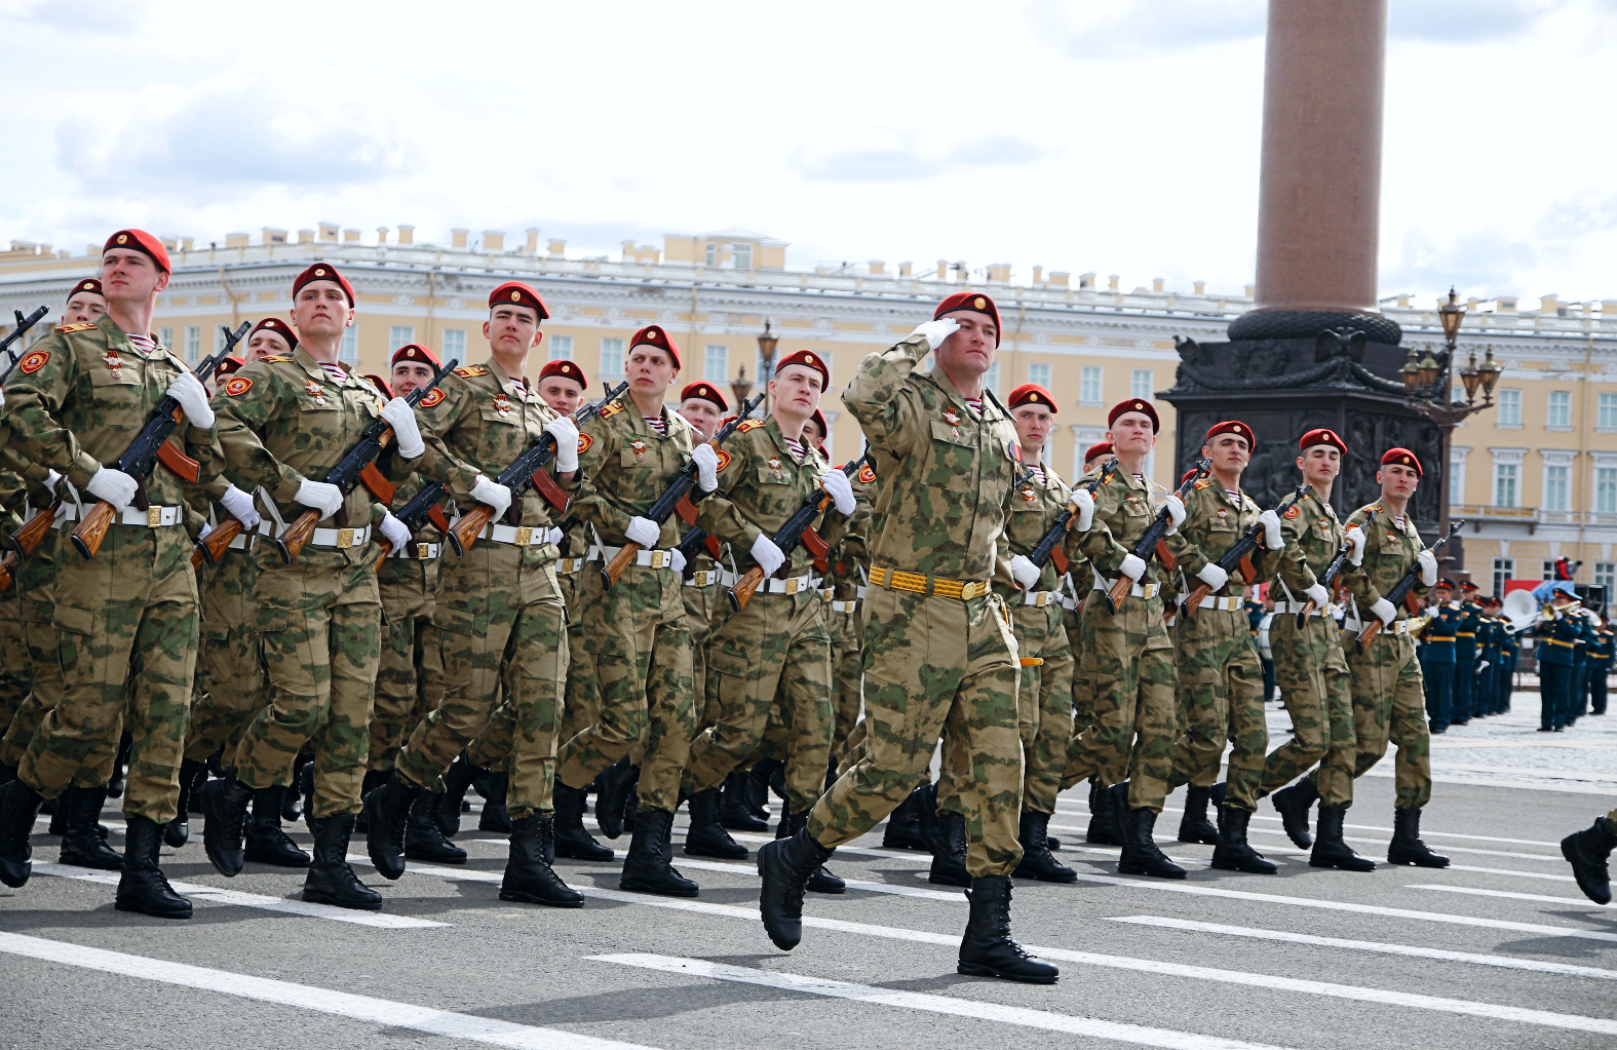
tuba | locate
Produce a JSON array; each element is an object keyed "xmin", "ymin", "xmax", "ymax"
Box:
[{"xmin": 1501, "ymin": 589, "xmax": 1548, "ymax": 634}]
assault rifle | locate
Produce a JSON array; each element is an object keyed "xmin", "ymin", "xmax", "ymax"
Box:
[
  {"xmin": 1106, "ymin": 457, "xmax": 1210, "ymax": 609},
  {"xmin": 1295, "ymin": 507, "xmax": 1379, "ymax": 628},
  {"xmin": 372, "ymin": 480, "xmax": 454, "ymax": 567},
  {"xmin": 275, "ymin": 356, "xmax": 455, "ymax": 564},
  {"xmin": 727, "ymin": 452, "xmax": 871, "ymax": 612},
  {"xmin": 1182, "ymin": 482, "xmax": 1308, "ymax": 618},
  {"xmin": 1355, "ymin": 519, "xmax": 1464, "ymax": 651},
  {"xmin": 1026, "ymin": 457, "xmax": 1117, "ymax": 576},
  {"xmin": 70, "ymin": 321, "xmax": 251, "ymax": 560},
  {"xmin": 0, "ymin": 306, "xmax": 50, "ymax": 377}
]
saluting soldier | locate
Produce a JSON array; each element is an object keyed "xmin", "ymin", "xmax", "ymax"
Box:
[
  {"xmin": 0, "ymin": 230, "xmax": 217, "ymax": 918},
  {"xmin": 759, "ymin": 292, "xmax": 1058, "ymax": 984},
  {"xmin": 200, "ymin": 262, "xmax": 424, "ymax": 910}
]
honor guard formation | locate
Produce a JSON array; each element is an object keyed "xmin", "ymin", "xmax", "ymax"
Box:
[{"xmin": 5, "ymin": 230, "xmax": 1617, "ymax": 986}]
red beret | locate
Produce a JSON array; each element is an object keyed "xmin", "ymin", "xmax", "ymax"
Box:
[
  {"xmin": 1381, "ymin": 447, "xmax": 1422, "ymax": 476},
  {"xmin": 103, "ymin": 229, "xmax": 170, "ymax": 274},
  {"xmin": 1084, "ymin": 441, "xmax": 1114, "ymax": 465},
  {"xmin": 1204, "ymin": 420, "xmax": 1255, "ymax": 446},
  {"xmin": 1108, "ymin": 398, "xmax": 1160, "ymax": 433},
  {"xmin": 933, "ymin": 292, "xmax": 1001, "ymax": 347},
  {"xmin": 67, "ymin": 277, "xmax": 104, "ymax": 302},
  {"xmin": 1007, "ymin": 383, "xmax": 1058, "ymax": 413},
  {"xmin": 489, "ymin": 281, "xmax": 548, "ymax": 320},
  {"xmin": 774, "ymin": 348, "xmax": 829, "ymax": 389},
  {"xmin": 292, "ymin": 263, "xmax": 354, "ymax": 307},
  {"xmin": 538, "ymin": 358, "xmax": 588, "ymax": 391},
  {"xmin": 680, "ymin": 381, "xmax": 728, "ymax": 412},
  {"xmin": 1180, "ymin": 468, "xmax": 1199, "ymax": 485},
  {"xmin": 630, "ymin": 325, "xmax": 680, "ymax": 369},
  {"xmin": 1298, "ymin": 428, "xmax": 1346, "ymax": 455},
  {"xmin": 805, "ymin": 408, "xmax": 829, "ymax": 439},
  {"xmin": 390, "ymin": 343, "xmax": 439, "ymax": 368},
  {"xmin": 213, "ymin": 356, "xmax": 245, "ymax": 378},
  {"xmin": 250, "ymin": 317, "xmax": 298, "ymax": 352},
  {"xmin": 362, "ymin": 374, "xmax": 392, "ymax": 398}
]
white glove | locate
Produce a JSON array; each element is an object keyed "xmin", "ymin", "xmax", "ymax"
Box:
[
  {"xmin": 1072, "ymin": 488, "xmax": 1095, "ymax": 532},
  {"xmin": 1196, "ymin": 562, "xmax": 1229, "ymax": 591},
  {"xmin": 909, "ymin": 317, "xmax": 960, "ymax": 351},
  {"xmin": 166, "ymin": 372, "xmax": 215, "ymax": 429},
  {"xmin": 691, "ymin": 443, "xmax": 720, "ymax": 493},
  {"xmin": 669, "ymin": 549, "xmax": 687, "ymax": 573},
  {"xmin": 1303, "ymin": 583, "xmax": 1331, "ymax": 608},
  {"xmin": 1120, "ymin": 553, "xmax": 1147, "ymax": 582},
  {"xmin": 1476, "ymin": 660, "xmax": 1490, "ymax": 673},
  {"xmin": 198, "ymin": 522, "xmax": 214, "ymax": 542},
  {"xmin": 1346, "ymin": 527, "xmax": 1367, "ymax": 566},
  {"xmin": 1371, "ymin": 598, "xmax": 1397, "ymax": 626},
  {"xmin": 1259, "ymin": 510, "xmax": 1284, "ymax": 551},
  {"xmin": 545, "ymin": 417, "xmax": 580, "ymax": 472},
  {"xmin": 1009, "ymin": 554, "xmax": 1041, "ymax": 590},
  {"xmin": 1416, "ymin": 549, "xmax": 1438, "ymax": 587},
  {"xmin": 381, "ymin": 397, "xmax": 424, "ymax": 459},
  {"xmin": 751, "ymin": 533, "xmax": 785, "ymax": 576},
  {"xmin": 219, "ymin": 484, "xmax": 260, "ymax": 529},
  {"xmin": 379, "ymin": 512, "xmax": 411, "ymax": 551},
  {"xmin": 470, "ymin": 474, "xmax": 513, "ymax": 520},
  {"xmin": 294, "ymin": 478, "xmax": 344, "ymax": 519},
  {"xmin": 546, "ymin": 526, "xmax": 563, "ymax": 545},
  {"xmin": 820, "ymin": 468, "xmax": 856, "ymax": 516},
  {"xmin": 87, "ymin": 466, "xmax": 139, "ymax": 511},
  {"xmin": 43, "ymin": 470, "xmax": 60, "ymax": 495},
  {"xmin": 1164, "ymin": 494, "xmax": 1186, "ymax": 529},
  {"xmin": 625, "ymin": 515, "xmax": 661, "ymax": 548}
]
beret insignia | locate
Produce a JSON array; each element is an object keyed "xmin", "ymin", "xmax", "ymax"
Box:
[
  {"xmin": 1284, "ymin": 505, "xmax": 1299, "ymax": 519},
  {"xmin": 224, "ymin": 376, "xmax": 253, "ymax": 397},
  {"xmin": 973, "ymin": 296, "xmax": 986, "ymax": 309},
  {"xmin": 419, "ymin": 388, "xmax": 446, "ymax": 408},
  {"xmin": 116, "ymin": 233, "xmax": 128, "ymax": 244},
  {"xmin": 714, "ymin": 449, "xmax": 733, "ymax": 472},
  {"xmin": 577, "ymin": 433, "xmax": 593, "ymax": 454},
  {"xmin": 511, "ymin": 289, "xmax": 521, "ymax": 301},
  {"xmin": 54, "ymin": 322, "xmax": 96, "ymax": 334},
  {"xmin": 736, "ymin": 419, "xmax": 764, "ymax": 432},
  {"xmin": 857, "ymin": 464, "xmax": 876, "ymax": 484},
  {"xmin": 18, "ymin": 350, "xmax": 49, "ymax": 373}
]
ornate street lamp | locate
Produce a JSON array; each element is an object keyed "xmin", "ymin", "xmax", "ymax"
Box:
[
  {"xmin": 756, "ymin": 319, "xmax": 779, "ymax": 417},
  {"xmin": 729, "ymin": 366, "xmax": 753, "ymax": 417}
]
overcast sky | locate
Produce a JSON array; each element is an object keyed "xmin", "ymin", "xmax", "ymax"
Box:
[{"xmin": 1, "ymin": 0, "xmax": 1613, "ymax": 308}]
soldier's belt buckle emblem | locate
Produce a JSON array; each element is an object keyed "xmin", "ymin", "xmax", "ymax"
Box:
[
  {"xmin": 785, "ymin": 577, "xmax": 800, "ymax": 594},
  {"xmin": 515, "ymin": 526, "xmax": 532, "ymax": 546},
  {"xmin": 146, "ymin": 507, "xmax": 162, "ymax": 528},
  {"xmin": 649, "ymin": 550, "xmax": 667, "ymax": 568},
  {"xmin": 417, "ymin": 542, "xmax": 430, "ymax": 559},
  {"xmin": 337, "ymin": 527, "xmax": 355, "ymax": 548}
]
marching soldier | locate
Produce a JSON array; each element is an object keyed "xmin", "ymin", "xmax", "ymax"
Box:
[
  {"xmin": 1535, "ymin": 587, "xmax": 1579, "ymax": 732},
  {"xmin": 1562, "ymin": 803, "xmax": 1617, "ymax": 904},
  {"xmin": 1452, "ymin": 580, "xmax": 1482, "ymax": 725},
  {"xmin": 1421, "ymin": 579, "xmax": 1457, "ymax": 733},
  {"xmin": 0, "ymin": 230, "xmax": 216, "ymax": 917},
  {"xmin": 1062, "ymin": 440, "xmax": 1111, "ymax": 844},
  {"xmin": 758, "ymin": 292, "xmax": 1058, "ymax": 984}
]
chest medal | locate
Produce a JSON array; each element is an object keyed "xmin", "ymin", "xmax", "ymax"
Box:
[
  {"xmin": 103, "ymin": 350, "xmax": 121, "ymax": 373},
  {"xmin": 631, "ymin": 438, "xmax": 648, "ymax": 462},
  {"xmin": 494, "ymin": 393, "xmax": 511, "ymax": 416},
  {"xmin": 305, "ymin": 380, "xmax": 327, "ymax": 405}
]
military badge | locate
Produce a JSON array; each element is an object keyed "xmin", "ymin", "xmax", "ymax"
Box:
[
  {"xmin": 631, "ymin": 438, "xmax": 648, "ymax": 461},
  {"xmin": 943, "ymin": 407, "xmax": 961, "ymax": 427},
  {"xmin": 420, "ymin": 388, "xmax": 446, "ymax": 408},
  {"xmin": 1021, "ymin": 487, "xmax": 1036, "ymax": 503},
  {"xmin": 1008, "ymin": 440, "xmax": 1022, "ymax": 462},
  {"xmin": 577, "ymin": 433, "xmax": 593, "ymax": 454},
  {"xmin": 857, "ymin": 463, "xmax": 876, "ymax": 484},
  {"xmin": 18, "ymin": 350, "xmax": 48, "ymax": 374},
  {"xmin": 1284, "ymin": 505, "xmax": 1300, "ymax": 519},
  {"xmin": 224, "ymin": 376, "xmax": 252, "ymax": 397},
  {"xmin": 306, "ymin": 380, "xmax": 326, "ymax": 399},
  {"xmin": 767, "ymin": 456, "xmax": 782, "ymax": 471},
  {"xmin": 714, "ymin": 449, "xmax": 732, "ymax": 472},
  {"xmin": 103, "ymin": 350, "xmax": 121, "ymax": 372},
  {"xmin": 494, "ymin": 393, "xmax": 511, "ymax": 416}
]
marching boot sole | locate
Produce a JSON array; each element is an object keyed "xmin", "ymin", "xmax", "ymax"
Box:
[
  {"xmin": 1210, "ymin": 855, "xmax": 1278, "ymax": 874},
  {"xmin": 806, "ymin": 870, "xmax": 846, "ymax": 894},
  {"xmin": 242, "ymin": 849, "xmax": 312, "ymax": 868},
  {"xmin": 956, "ymin": 961, "xmax": 1059, "ymax": 985},
  {"xmin": 1012, "ymin": 862, "xmax": 1079, "ymax": 884},
  {"xmin": 1386, "ymin": 849, "xmax": 1450, "ymax": 869},
  {"xmin": 500, "ymin": 886, "xmax": 586, "ymax": 909},
  {"xmin": 114, "ymin": 898, "xmax": 192, "ymax": 920},
  {"xmin": 1562, "ymin": 839, "xmax": 1615, "ymax": 905},
  {"xmin": 302, "ymin": 888, "xmax": 384, "ymax": 911},
  {"xmin": 1117, "ymin": 859, "xmax": 1187, "ymax": 879},
  {"xmin": 405, "ymin": 844, "xmax": 468, "ymax": 864},
  {"xmin": 618, "ymin": 877, "xmax": 700, "ymax": 898},
  {"xmin": 58, "ymin": 850, "xmax": 124, "ymax": 872},
  {"xmin": 1310, "ymin": 854, "xmax": 1376, "ymax": 872},
  {"xmin": 362, "ymin": 793, "xmax": 407, "ymax": 881}
]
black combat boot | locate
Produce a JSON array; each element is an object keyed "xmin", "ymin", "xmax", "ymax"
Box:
[
  {"xmin": 881, "ymin": 786, "xmax": 931, "ymax": 851},
  {"xmin": 243, "ymin": 786, "xmax": 311, "ymax": 867},
  {"xmin": 744, "ymin": 760, "xmax": 776, "ymax": 822},
  {"xmin": 720, "ymin": 770, "xmax": 769, "ymax": 832},
  {"xmin": 165, "ymin": 758, "xmax": 206, "ymax": 848},
  {"xmin": 199, "ymin": 774, "xmax": 254, "ymax": 877},
  {"xmin": 405, "ymin": 792, "xmax": 468, "ymax": 864},
  {"xmin": 1387, "ymin": 807, "xmax": 1449, "ymax": 868},
  {"xmin": 1271, "ymin": 777, "xmax": 1318, "ymax": 849},
  {"xmin": 1105, "ymin": 781, "xmax": 1133, "ymax": 845},
  {"xmin": 1013, "ymin": 810, "xmax": 1077, "ymax": 882},
  {"xmin": 1309, "ymin": 804, "xmax": 1375, "ymax": 871},
  {"xmin": 501, "ymin": 814, "xmax": 583, "ymax": 908},
  {"xmin": 47, "ymin": 797, "xmax": 68, "ymax": 836},
  {"xmin": 0, "ymin": 763, "xmax": 14, "ymax": 786},
  {"xmin": 1210, "ymin": 805, "xmax": 1278, "ymax": 874},
  {"xmin": 1177, "ymin": 784, "xmax": 1220, "ymax": 845},
  {"xmin": 553, "ymin": 780, "xmax": 614, "ymax": 860},
  {"xmin": 353, "ymin": 768, "xmax": 389, "ymax": 834},
  {"xmin": 58, "ymin": 786, "xmax": 122, "ymax": 871},
  {"xmin": 105, "ymin": 734, "xmax": 130, "ymax": 799},
  {"xmin": 957, "ymin": 875, "xmax": 1060, "ymax": 984},
  {"xmin": 362, "ymin": 772, "xmax": 421, "ymax": 881},
  {"xmin": 619, "ymin": 807, "xmax": 699, "ymax": 897},
  {"xmin": 913, "ymin": 781, "xmax": 942, "ymax": 854},
  {"xmin": 593, "ymin": 757, "xmax": 637, "ymax": 840},
  {"xmin": 284, "ymin": 754, "xmax": 312, "ymax": 822},
  {"xmin": 1085, "ymin": 776, "xmax": 1118, "ymax": 845},
  {"xmin": 1562, "ymin": 815, "xmax": 1617, "ymax": 905},
  {"xmin": 302, "ymin": 813, "xmax": 382, "ymax": 910},
  {"xmin": 0, "ymin": 778, "xmax": 43, "ymax": 887},
  {"xmin": 757, "ymin": 825, "xmax": 836, "ymax": 950},
  {"xmin": 778, "ymin": 808, "xmax": 844, "ymax": 893},
  {"xmin": 929, "ymin": 809, "xmax": 971, "ymax": 887},
  {"xmin": 477, "ymin": 773, "xmax": 512, "ymax": 833},
  {"xmin": 114, "ymin": 815, "xmax": 191, "ymax": 919},
  {"xmin": 435, "ymin": 753, "xmax": 483, "ymax": 837},
  {"xmin": 684, "ymin": 787, "xmax": 748, "ymax": 859},
  {"xmin": 1117, "ymin": 806, "xmax": 1186, "ymax": 879}
]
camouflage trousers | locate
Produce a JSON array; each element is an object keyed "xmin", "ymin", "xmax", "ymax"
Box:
[
  {"xmin": 1062, "ymin": 590, "xmax": 1178, "ymax": 812},
  {"xmin": 1065, "ymin": 610, "xmax": 1093, "ymax": 739},
  {"xmin": 183, "ymin": 548, "xmax": 264, "ymax": 764},
  {"xmin": 684, "ymin": 575, "xmax": 723, "ymax": 729},
  {"xmin": 397, "ymin": 546, "xmax": 566, "ymax": 819},
  {"xmin": 0, "ymin": 595, "xmax": 30, "ymax": 748},
  {"xmin": 367, "ymin": 556, "xmax": 441, "ymax": 772},
  {"xmin": 683, "ymin": 591, "xmax": 832, "ymax": 813},
  {"xmin": 556, "ymin": 564, "xmax": 694, "ymax": 814},
  {"xmin": 0, "ymin": 538, "xmax": 61, "ymax": 770},
  {"xmin": 1260, "ymin": 611, "xmax": 1356, "ymax": 806},
  {"xmin": 808, "ymin": 586, "xmax": 1022, "ymax": 878},
  {"xmin": 233, "ymin": 549, "xmax": 380, "ymax": 820},
  {"xmin": 1166, "ymin": 604, "xmax": 1267, "ymax": 811},
  {"xmin": 1317, "ymin": 627, "xmax": 1432, "ymax": 809},
  {"xmin": 829, "ymin": 598, "xmax": 865, "ymax": 758},
  {"xmin": 18, "ymin": 525, "xmax": 197, "ymax": 823}
]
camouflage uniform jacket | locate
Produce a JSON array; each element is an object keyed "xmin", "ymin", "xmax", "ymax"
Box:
[
  {"xmin": 574, "ymin": 395, "xmax": 697, "ymax": 549},
  {"xmin": 1269, "ymin": 487, "xmax": 1343, "ymax": 601},
  {"xmin": 825, "ymin": 463, "xmax": 875, "ymax": 600},
  {"xmin": 1065, "ymin": 464, "xmax": 1189, "ymax": 590},
  {"xmin": 842, "ymin": 333, "xmax": 1020, "ymax": 583},
  {"xmin": 696, "ymin": 415, "xmax": 827, "ymax": 579},
  {"xmin": 1342, "ymin": 502, "xmax": 1429, "ymax": 624},
  {"xmin": 1173, "ymin": 476, "xmax": 1275, "ymax": 599},
  {"xmin": 994, "ymin": 462, "xmax": 1072, "ymax": 598}
]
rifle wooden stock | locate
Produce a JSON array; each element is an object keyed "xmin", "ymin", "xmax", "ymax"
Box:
[
  {"xmin": 447, "ymin": 504, "xmax": 495, "ymax": 557},
  {"xmin": 69, "ymin": 501, "xmax": 117, "ymax": 560},
  {"xmin": 0, "ymin": 551, "xmax": 15, "ymax": 594},
  {"xmin": 600, "ymin": 539, "xmax": 643, "ymax": 587},
  {"xmin": 1106, "ymin": 573, "xmax": 1131, "ymax": 608},
  {"xmin": 1184, "ymin": 581, "xmax": 1213, "ymax": 615},
  {"xmin": 1295, "ymin": 599, "xmax": 1317, "ymax": 627},
  {"xmin": 727, "ymin": 565, "xmax": 767, "ymax": 611},
  {"xmin": 359, "ymin": 461, "xmax": 394, "ymax": 505},
  {"xmin": 14, "ymin": 501, "xmax": 59, "ymax": 559},
  {"xmin": 274, "ymin": 509, "xmax": 323, "ymax": 565},
  {"xmin": 1357, "ymin": 618, "xmax": 1384, "ymax": 651},
  {"xmin": 192, "ymin": 518, "xmax": 245, "ymax": 568}
]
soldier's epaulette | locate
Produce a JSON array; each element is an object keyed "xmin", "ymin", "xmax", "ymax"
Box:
[
  {"xmin": 259, "ymin": 354, "xmax": 293, "ymax": 364},
  {"xmin": 736, "ymin": 419, "xmax": 764, "ymax": 432},
  {"xmin": 599, "ymin": 400, "xmax": 626, "ymax": 418},
  {"xmin": 454, "ymin": 365, "xmax": 488, "ymax": 378},
  {"xmin": 1193, "ymin": 479, "xmax": 1212, "ymax": 490},
  {"xmin": 54, "ymin": 322, "xmax": 96, "ymax": 334}
]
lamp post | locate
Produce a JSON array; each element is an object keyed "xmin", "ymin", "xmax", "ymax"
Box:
[
  {"xmin": 729, "ymin": 367, "xmax": 753, "ymax": 419},
  {"xmin": 1399, "ymin": 288, "xmax": 1502, "ymax": 568},
  {"xmin": 756, "ymin": 319, "xmax": 779, "ymax": 417}
]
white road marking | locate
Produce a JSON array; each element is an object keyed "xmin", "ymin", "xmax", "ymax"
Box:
[
  {"xmin": 33, "ymin": 863, "xmax": 445, "ymax": 929},
  {"xmin": 1409, "ymin": 884, "xmax": 1608, "ymax": 908},
  {"xmin": 1108, "ymin": 915, "xmax": 1617, "ymax": 980},
  {"xmin": 593, "ymin": 953, "xmax": 1299, "ymax": 1050},
  {"xmin": 667, "ymin": 856, "xmax": 966, "ymax": 901},
  {"xmin": 0, "ymin": 932, "xmax": 658, "ymax": 1050},
  {"xmin": 1445, "ymin": 863, "xmax": 1575, "ymax": 883},
  {"xmin": 1051, "ymin": 801, "xmax": 1572, "ymax": 847}
]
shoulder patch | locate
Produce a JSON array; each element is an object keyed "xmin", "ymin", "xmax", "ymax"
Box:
[
  {"xmin": 454, "ymin": 365, "xmax": 488, "ymax": 378},
  {"xmin": 1193, "ymin": 479, "xmax": 1212, "ymax": 490},
  {"xmin": 857, "ymin": 463, "xmax": 876, "ymax": 484},
  {"xmin": 1283, "ymin": 505, "xmax": 1300, "ymax": 519},
  {"xmin": 260, "ymin": 354, "xmax": 292, "ymax": 364},
  {"xmin": 714, "ymin": 449, "xmax": 733, "ymax": 472},
  {"xmin": 223, "ymin": 376, "xmax": 253, "ymax": 397},
  {"xmin": 54, "ymin": 322, "xmax": 96, "ymax": 334},
  {"xmin": 419, "ymin": 388, "xmax": 446, "ymax": 409},
  {"xmin": 576, "ymin": 433, "xmax": 593, "ymax": 455},
  {"xmin": 599, "ymin": 400, "xmax": 626, "ymax": 418},
  {"xmin": 736, "ymin": 419, "xmax": 764, "ymax": 432},
  {"xmin": 18, "ymin": 349, "xmax": 49, "ymax": 374}
]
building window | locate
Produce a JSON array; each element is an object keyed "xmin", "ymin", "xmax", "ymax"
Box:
[
  {"xmin": 705, "ymin": 345, "xmax": 728, "ymax": 382},
  {"xmin": 1449, "ymin": 464, "xmax": 1462, "ymax": 504},
  {"xmin": 213, "ymin": 325, "xmax": 230, "ymax": 353},
  {"xmin": 388, "ymin": 325, "xmax": 414, "ymax": 353},
  {"xmin": 441, "ymin": 329, "xmax": 467, "ymax": 360},
  {"xmin": 1497, "ymin": 389, "xmax": 1521, "ymax": 426},
  {"xmin": 1545, "ymin": 465, "xmax": 1569, "ymax": 511},
  {"xmin": 1491, "ymin": 558, "xmax": 1514, "ymax": 597},
  {"xmin": 1080, "ymin": 366, "xmax": 1103, "ymax": 405},
  {"xmin": 1597, "ymin": 563, "xmax": 1616, "ymax": 591},
  {"xmin": 546, "ymin": 334, "xmax": 571, "ymax": 361},
  {"xmin": 731, "ymin": 243, "xmax": 752, "ymax": 271},
  {"xmin": 158, "ymin": 326, "xmax": 173, "ymax": 349},
  {"xmin": 1494, "ymin": 463, "xmax": 1517, "ymax": 507},
  {"xmin": 1543, "ymin": 560, "xmax": 1557, "ymax": 580},
  {"xmin": 704, "ymin": 243, "xmax": 716, "ymax": 266},
  {"xmin": 983, "ymin": 361, "xmax": 1000, "ymax": 395},
  {"xmin": 600, "ymin": 337, "xmax": 624, "ymax": 378},
  {"xmin": 184, "ymin": 325, "xmax": 200, "ymax": 364},
  {"xmin": 1131, "ymin": 369, "xmax": 1153, "ymax": 399},
  {"xmin": 1598, "ymin": 468, "xmax": 1617, "ymax": 514},
  {"xmin": 1028, "ymin": 362, "xmax": 1051, "ymax": 389},
  {"xmin": 1548, "ymin": 390, "xmax": 1571, "ymax": 428},
  {"xmin": 339, "ymin": 325, "xmax": 358, "ymax": 364},
  {"xmin": 1600, "ymin": 393, "xmax": 1617, "ymax": 430}
]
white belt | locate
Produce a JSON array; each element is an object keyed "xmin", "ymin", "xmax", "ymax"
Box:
[
  {"xmin": 1022, "ymin": 590, "xmax": 1059, "ymax": 608},
  {"xmin": 482, "ymin": 523, "xmax": 549, "ymax": 547},
  {"xmin": 686, "ymin": 568, "xmax": 721, "ymax": 588},
  {"xmin": 1393, "ymin": 618, "xmax": 1415, "ymax": 636},
  {"xmin": 831, "ymin": 599, "xmax": 860, "ymax": 613},
  {"xmin": 228, "ymin": 530, "xmax": 253, "ymax": 551},
  {"xmin": 1093, "ymin": 575, "xmax": 1160, "ymax": 600},
  {"xmin": 856, "ymin": 585, "xmax": 868, "ymax": 599},
  {"xmin": 1060, "ymin": 595, "xmax": 1078, "ymax": 611},
  {"xmin": 558, "ymin": 549, "xmax": 600, "ymax": 574},
  {"xmin": 819, "ymin": 587, "xmax": 835, "ymax": 603},
  {"xmin": 598, "ymin": 544, "xmax": 677, "ymax": 571},
  {"xmin": 760, "ymin": 573, "xmax": 815, "ymax": 595},
  {"xmin": 389, "ymin": 542, "xmax": 441, "ymax": 560},
  {"xmin": 54, "ymin": 503, "xmax": 183, "ymax": 529},
  {"xmin": 1272, "ymin": 600, "xmax": 1324, "ymax": 617},
  {"xmin": 1194, "ymin": 595, "xmax": 1244, "ymax": 612},
  {"xmin": 309, "ymin": 525, "xmax": 371, "ymax": 549}
]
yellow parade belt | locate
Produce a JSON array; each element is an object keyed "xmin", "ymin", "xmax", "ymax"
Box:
[
  {"xmin": 869, "ymin": 565, "xmax": 991, "ymax": 601},
  {"xmin": 1545, "ymin": 638, "xmax": 1575, "ymax": 648}
]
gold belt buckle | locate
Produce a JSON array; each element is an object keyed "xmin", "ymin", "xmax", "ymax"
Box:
[
  {"xmin": 514, "ymin": 526, "xmax": 532, "ymax": 546},
  {"xmin": 417, "ymin": 542, "xmax": 430, "ymax": 560},
  {"xmin": 336, "ymin": 527, "xmax": 355, "ymax": 548},
  {"xmin": 784, "ymin": 577, "xmax": 799, "ymax": 595},
  {"xmin": 147, "ymin": 506, "xmax": 163, "ymax": 528},
  {"xmin": 649, "ymin": 550, "xmax": 666, "ymax": 569}
]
